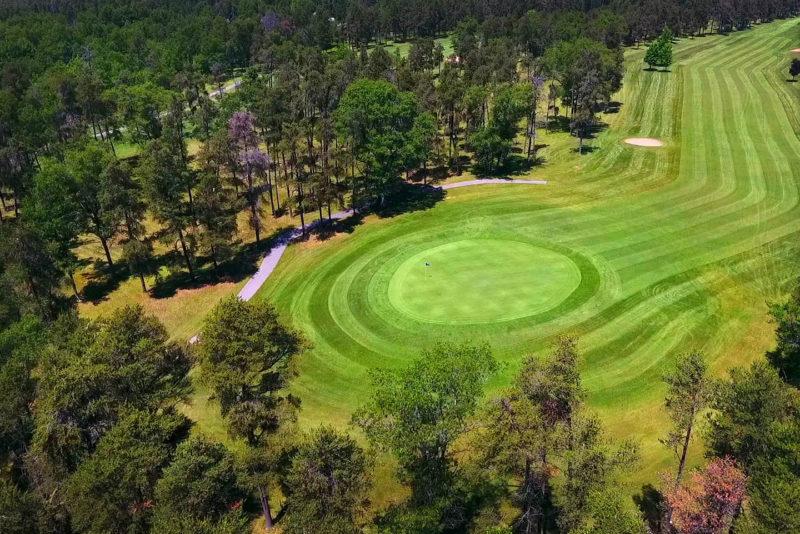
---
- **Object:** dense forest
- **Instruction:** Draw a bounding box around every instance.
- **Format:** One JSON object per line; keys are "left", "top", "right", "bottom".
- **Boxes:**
{"left": 1, "top": 0, "right": 800, "bottom": 532}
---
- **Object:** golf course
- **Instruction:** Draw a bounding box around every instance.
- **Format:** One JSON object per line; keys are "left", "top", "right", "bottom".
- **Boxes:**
{"left": 255, "top": 18, "right": 800, "bottom": 484}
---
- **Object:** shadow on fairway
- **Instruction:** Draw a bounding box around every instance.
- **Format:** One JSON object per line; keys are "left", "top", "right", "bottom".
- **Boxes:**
{"left": 570, "top": 120, "right": 610, "bottom": 155}
{"left": 573, "top": 145, "right": 599, "bottom": 154}
{"left": 81, "top": 225, "right": 290, "bottom": 302}
{"left": 375, "top": 182, "right": 446, "bottom": 218}
{"left": 313, "top": 212, "right": 365, "bottom": 241}
{"left": 547, "top": 115, "right": 573, "bottom": 132}
{"left": 471, "top": 153, "right": 542, "bottom": 178}
{"left": 606, "top": 100, "right": 623, "bottom": 113}
{"left": 408, "top": 165, "right": 451, "bottom": 185}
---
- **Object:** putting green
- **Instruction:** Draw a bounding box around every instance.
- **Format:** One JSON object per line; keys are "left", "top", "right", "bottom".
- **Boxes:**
{"left": 256, "top": 18, "right": 800, "bottom": 487}
{"left": 388, "top": 239, "right": 581, "bottom": 324}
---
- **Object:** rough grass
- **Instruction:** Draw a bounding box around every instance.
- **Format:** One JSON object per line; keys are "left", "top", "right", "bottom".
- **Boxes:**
{"left": 74, "top": 161, "right": 304, "bottom": 343}
{"left": 112, "top": 136, "right": 202, "bottom": 160}
{"left": 79, "top": 275, "right": 243, "bottom": 342}
{"left": 74, "top": 204, "right": 300, "bottom": 342}
{"left": 257, "top": 18, "right": 800, "bottom": 494}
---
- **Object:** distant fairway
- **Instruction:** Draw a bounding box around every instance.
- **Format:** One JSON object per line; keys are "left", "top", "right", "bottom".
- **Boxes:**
{"left": 257, "top": 19, "right": 800, "bottom": 485}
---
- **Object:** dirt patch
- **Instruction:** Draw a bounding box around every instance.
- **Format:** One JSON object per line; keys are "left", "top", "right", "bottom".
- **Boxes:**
{"left": 624, "top": 137, "right": 664, "bottom": 148}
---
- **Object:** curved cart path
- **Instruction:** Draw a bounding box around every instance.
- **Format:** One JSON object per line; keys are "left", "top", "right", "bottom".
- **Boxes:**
{"left": 237, "top": 178, "right": 548, "bottom": 302}
{"left": 187, "top": 179, "right": 547, "bottom": 343}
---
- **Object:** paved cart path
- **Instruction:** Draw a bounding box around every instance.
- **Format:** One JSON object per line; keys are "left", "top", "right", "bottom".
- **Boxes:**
{"left": 236, "top": 179, "right": 549, "bottom": 302}
{"left": 188, "top": 178, "right": 547, "bottom": 343}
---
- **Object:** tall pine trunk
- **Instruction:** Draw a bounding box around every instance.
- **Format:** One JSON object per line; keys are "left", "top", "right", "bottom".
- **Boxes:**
{"left": 187, "top": 185, "right": 196, "bottom": 223}
{"left": 99, "top": 234, "right": 114, "bottom": 268}
{"left": 69, "top": 272, "right": 82, "bottom": 301}
{"left": 177, "top": 228, "right": 194, "bottom": 278}
{"left": 281, "top": 152, "right": 293, "bottom": 216}
{"left": 250, "top": 198, "right": 261, "bottom": 244}
{"left": 259, "top": 487, "right": 274, "bottom": 530}
{"left": 209, "top": 242, "right": 219, "bottom": 271}
{"left": 266, "top": 172, "right": 276, "bottom": 215}
{"left": 247, "top": 169, "right": 261, "bottom": 244}
{"left": 274, "top": 175, "right": 282, "bottom": 211}
{"left": 676, "top": 419, "right": 694, "bottom": 484}
{"left": 298, "top": 199, "right": 306, "bottom": 236}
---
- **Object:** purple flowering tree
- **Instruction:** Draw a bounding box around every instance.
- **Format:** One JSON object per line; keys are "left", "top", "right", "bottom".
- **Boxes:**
{"left": 261, "top": 11, "right": 281, "bottom": 33}
{"left": 229, "top": 111, "right": 272, "bottom": 243}
{"left": 229, "top": 111, "right": 259, "bottom": 148}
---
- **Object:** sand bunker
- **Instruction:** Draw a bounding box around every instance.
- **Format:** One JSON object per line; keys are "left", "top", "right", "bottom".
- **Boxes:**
{"left": 624, "top": 137, "right": 664, "bottom": 147}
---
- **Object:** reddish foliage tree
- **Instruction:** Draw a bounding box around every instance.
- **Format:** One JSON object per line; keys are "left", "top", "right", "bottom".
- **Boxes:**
{"left": 666, "top": 457, "right": 747, "bottom": 534}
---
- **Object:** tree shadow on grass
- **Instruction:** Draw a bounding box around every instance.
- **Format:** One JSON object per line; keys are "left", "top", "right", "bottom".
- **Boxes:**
{"left": 573, "top": 145, "right": 599, "bottom": 155}
{"left": 471, "top": 153, "right": 542, "bottom": 179}
{"left": 149, "top": 226, "right": 294, "bottom": 299}
{"left": 81, "top": 259, "right": 127, "bottom": 304}
{"left": 375, "top": 181, "right": 446, "bottom": 218}
{"left": 634, "top": 484, "right": 666, "bottom": 534}
{"left": 291, "top": 181, "right": 444, "bottom": 238}
{"left": 313, "top": 212, "right": 365, "bottom": 241}
{"left": 503, "top": 154, "right": 540, "bottom": 175}
{"left": 605, "top": 100, "right": 623, "bottom": 114}
{"left": 547, "top": 115, "right": 573, "bottom": 133}
{"left": 569, "top": 120, "right": 610, "bottom": 155}
{"left": 80, "top": 206, "right": 370, "bottom": 303}
{"left": 408, "top": 165, "right": 451, "bottom": 186}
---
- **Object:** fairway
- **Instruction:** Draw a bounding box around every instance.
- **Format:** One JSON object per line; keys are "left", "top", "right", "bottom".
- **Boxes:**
{"left": 258, "top": 18, "right": 800, "bottom": 484}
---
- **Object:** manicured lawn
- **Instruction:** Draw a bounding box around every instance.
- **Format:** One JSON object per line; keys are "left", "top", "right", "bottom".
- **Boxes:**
{"left": 379, "top": 35, "right": 453, "bottom": 59}
{"left": 258, "top": 18, "right": 800, "bottom": 493}
{"left": 387, "top": 238, "right": 583, "bottom": 324}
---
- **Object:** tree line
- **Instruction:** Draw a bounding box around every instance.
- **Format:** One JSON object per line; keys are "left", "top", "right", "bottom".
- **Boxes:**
{"left": 1, "top": 0, "right": 799, "bottom": 532}
{"left": 2, "top": 285, "right": 799, "bottom": 532}
{"left": 1, "top": 0, "right": 638, "bottom": 311}
{"left": 2, "top": 2, "right": 796, "bottom": 308}
{"left": 2, "top": 0, "right": 798, "bottom": 226}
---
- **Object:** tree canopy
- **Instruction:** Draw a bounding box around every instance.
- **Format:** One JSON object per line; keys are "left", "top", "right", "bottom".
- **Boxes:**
{"left": 1, "top": 0, "right": 800, "bottom": 531}
{"left": 644, "top": 29, "right": 674, "bottom": 70}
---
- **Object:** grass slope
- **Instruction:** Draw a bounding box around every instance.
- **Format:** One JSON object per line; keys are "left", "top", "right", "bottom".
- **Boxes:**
{"left": 258, "top": 19, "right": 800, "bottom": 489}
